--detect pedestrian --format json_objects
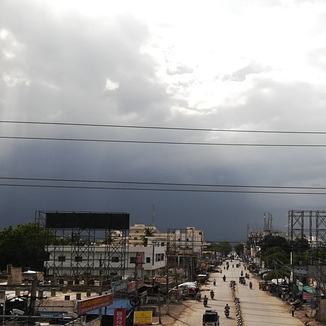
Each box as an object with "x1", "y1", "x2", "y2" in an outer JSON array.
[{"x1": 290, "y1": 304, "x2": 295, "y2": 317}]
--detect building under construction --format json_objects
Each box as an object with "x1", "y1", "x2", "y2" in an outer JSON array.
[{"x1": 166, "y1": 227, "x2": 204, "y2": 282}]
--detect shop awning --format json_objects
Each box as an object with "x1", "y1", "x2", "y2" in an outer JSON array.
[{"x1": 303, "y1": 285, "x2": 313, "y2": 293}]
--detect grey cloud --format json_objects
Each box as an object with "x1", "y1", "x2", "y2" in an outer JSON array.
[
  {"x1": 222, "y1": 62, "x2": 271, "y2": 82},
  {"x1": 167, "y1": 64, "x2": 194, "y2": 76},
  {"x1": 1, "y1": 1, "x2": 168, "y2": 122},
  {"x1": 307, "y1": 47, "x2": 326, "y2": 70}
]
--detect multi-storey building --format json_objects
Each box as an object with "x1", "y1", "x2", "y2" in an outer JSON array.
[
  {"x1": 46, "y1": 242, "x2": 166, "y2": 279},
  {"x1": 44, "y1": 219, "x2": 204, "y2": 281}
]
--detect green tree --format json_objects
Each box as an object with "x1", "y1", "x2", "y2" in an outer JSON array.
[
  {"x1": 0, "y1": 223, "x2": 51, "y2": 271},
  {"x1": 258, "y1": 235, "x2": 291, "y2": 278},
  {"x1": 234, "y1": 243, "x2": 244, "y2": 257},
  {"x1": 289, "y1": 237, "x2": 310, "y2": 265},
  {"x1": 206, "y1": 241, "x2": 232, "y2": 257},
  {"x1": 259, "y1": 234, "x2": 290, "y2": 258},
  {"x1": 141, "y1": 227, "x2": 155, "y2": 246}
]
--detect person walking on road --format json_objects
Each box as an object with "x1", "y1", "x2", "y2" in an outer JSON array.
[
  {"x1": 203, "y1": 295, "x2": 208, "y2": 307},
  {"x1": 290, "y1": 304, "x2": 295, "y2": 317}
]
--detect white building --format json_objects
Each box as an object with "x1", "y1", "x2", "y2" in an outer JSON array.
[
  {"x1": 45, "y1": 242, "x2": 166, "y2": 279},
  {"x1": 45, "y1": 225, "x2": 204, "y2": 280},
  {"x1": 168, "y1": 227, "x2": 204, "y2": 255}
]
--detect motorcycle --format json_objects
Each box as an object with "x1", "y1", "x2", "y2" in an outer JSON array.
[
  {"x1": 210, "y1": 290, "x2": 214, "y2": 300},
  {"x1": 223, "y1": 275, "x2": 226, "y2": 282},
  {"x1": 203, "y1": 297, "x2": 208, "y2": 307},
  {"x1": 249, "y1": 282, "x2": 252, "y2": 289},
  {"x1": 224, "y1": 309, "x2": 230, "y2": 318}
]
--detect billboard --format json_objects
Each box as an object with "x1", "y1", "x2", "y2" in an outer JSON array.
[{"x1": 45, "y1": 212, "x2": 129, "y2": 230}]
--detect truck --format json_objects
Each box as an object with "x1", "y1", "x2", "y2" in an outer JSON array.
[{"x1": 203, "y1": 310, "x2": 219, "y2": 326}]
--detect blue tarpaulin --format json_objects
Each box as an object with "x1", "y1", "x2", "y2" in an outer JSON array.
[{"x1": 87, "y1": 298, "x2": 133, "y2": 315}]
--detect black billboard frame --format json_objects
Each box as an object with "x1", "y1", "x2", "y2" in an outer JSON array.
[{"x1": 44, "y1": 211, "x2": 129, "y2": 230}]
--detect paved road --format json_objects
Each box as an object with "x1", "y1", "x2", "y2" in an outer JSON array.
[
  {"x1": 170, "y1": 259, "x2": 306, "y2": 326},
  {"x1": 234, "y1": 262, "x2": 305, "y2": 325},
  {"x1": 171, "y1": 262, "x2": 237, "y2": 326}
]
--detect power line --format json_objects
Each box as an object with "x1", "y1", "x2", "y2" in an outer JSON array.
[
  {"x1": 1, "y1": 178, "x2": 326, "y2": 195},
  {"x1": 2, "y1": 176, "x2": 326, "y2": 190},
  {"x1": 1, "y1": 135, "x2": 326, "y2": 147},
  {"x1": 2, "y1": 183, "x2": 326, "y2": 194},
  {"x1": 1, "y1": 120, "x2": 326, "y2": 135}
]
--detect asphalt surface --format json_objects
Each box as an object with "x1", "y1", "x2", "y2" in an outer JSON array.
[{"x1": 170, "y1": 259, "x2": 307, "y2": 326}]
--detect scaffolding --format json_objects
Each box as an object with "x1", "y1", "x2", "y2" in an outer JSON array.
[
  {"x1": 166, "y1": 228, "x2": 203, "y2": 282},
  {"x1": 288, "y1": 210, "x2": 326, "y2": 246},
  {"x1": 36, "y1": 211, "x2": 129, "y2": 283}
]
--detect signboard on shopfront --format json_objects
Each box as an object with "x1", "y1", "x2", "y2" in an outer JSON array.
[
  {"x1": 133, "y1": 311, "x2": 152, "y2": 325},
  {"x1": 75, "y1": 293, "x2": 113, "y2": 315},
  {"x1": 114, "y1": 308, "x2": 126, "y2": 326}
]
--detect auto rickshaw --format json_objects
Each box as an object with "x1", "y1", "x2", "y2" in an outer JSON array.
[
  {"x1": 203, "y1": 310, "x2": 219, "y2": 326},
  {"x1": 197, "y1": 274, "x2": 208, "y2": 285}
]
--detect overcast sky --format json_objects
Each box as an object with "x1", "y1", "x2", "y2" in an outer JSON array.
[{"x1": 1, "y1": 0, "x2": 326, "y2": 242}]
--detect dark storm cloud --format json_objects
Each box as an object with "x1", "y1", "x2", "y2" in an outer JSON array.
[{"x1": 2, "y1": 0, "x2": 326, "y2": 241}]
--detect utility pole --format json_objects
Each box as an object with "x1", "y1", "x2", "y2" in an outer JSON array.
[
  {"x1": 28, "y1": 276, "x2": 38, "y2": 324},
  {"x1": 166, "y1": 263, "x2": 169, "y2": 315}
]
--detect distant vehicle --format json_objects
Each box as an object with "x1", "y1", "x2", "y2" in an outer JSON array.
[{"x1": 203, "y1": 310, "x2": 219, "y2": 326}]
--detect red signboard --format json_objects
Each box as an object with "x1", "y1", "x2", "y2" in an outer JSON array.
[
  {"x1": 128, "y1": 281, "x2": 136, "y2": 293},
  {"x1": 303, "y1": 292, "x2": 314, "y2": 300},
  {"x1": 76, "y1": 293, "x2": 113, "y2": 315},
  {"x1": 137, "y1": 252, "x2": 143, "y2": 269},
  {"x1": 114, "y1": 308, "x2": 126, "y2": 326}
]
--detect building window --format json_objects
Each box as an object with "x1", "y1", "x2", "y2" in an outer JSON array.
[
  {"x1": 58, "y1": 256, "x2": 66, "y2": 262},
  {"x1": 161, "y1": 242, "x2": 165, "y2": 247},
  {"x1": 75, "y1": 256, "x2": 82, "y2": 262},
  {"x1": 146, "y1": 257, "x2": 150, "y2": 263},
  {"x1": 130, "y1": 257, "x2": 137, "y2": 264},
  {"x1": 112, "y1": 257, "x2": 119, "y2": 262}
]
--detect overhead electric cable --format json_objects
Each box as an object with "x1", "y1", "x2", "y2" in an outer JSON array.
[
  {"x1": 1, "y1": 135, "x2": 326, "y2": 147},
  {"x1": 1, "y1": 120, "x2": 326, "y2": 135},
  {"x1": 1, "y1": 182, "x2": 326, "y2": 195},
  {"x1": 1, "y1": 176, "x2": 326, "y2": 191}
]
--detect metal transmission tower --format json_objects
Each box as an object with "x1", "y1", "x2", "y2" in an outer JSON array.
[{"x1": 36, "y1": 211, "x2": 129, "y2": 284}]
